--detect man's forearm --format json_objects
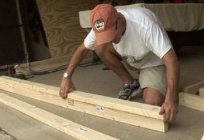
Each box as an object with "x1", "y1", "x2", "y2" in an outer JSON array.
[
  {"x1": 162, "y1": 49, "x2": 180, "y2": 102},
  {"x1": 65, "y1": 43, "x2": 88, "y2": 78},
  {"x1": 165, "y1": 60, "x2": 180, "y2": 102},
  {"x1": 95, "y1": 43, "x2": 134, "y2": 84}
]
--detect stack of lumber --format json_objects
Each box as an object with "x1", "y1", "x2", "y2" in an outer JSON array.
[{"x1": 0, "y1": 76, "x2": 168, "y2": 139}]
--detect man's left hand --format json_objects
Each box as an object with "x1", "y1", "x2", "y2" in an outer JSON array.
[{"x1": 159, "y1": 100, "x2": 178, "y2": 122}]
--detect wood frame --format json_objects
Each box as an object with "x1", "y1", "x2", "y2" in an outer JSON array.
[
  {"x1": 199, "y1": 88, "x2": 204, "y2": 98},
  {"x1": 179, "y1": 92, "x2": 204, "y2": 112},
  {"x1": 179, "y1": 80, "x2": 204, "y2": 112},
  {"x1": 0, "y1": 76, "x2": 168, "y2": 132},
  {"x1": 0, "y1": 92, "x2": 118, "y2": 140},
  {"x1": 0, "y1": 128, "x2": 17, "y2": 140},
  {"x1": 15, "y1": 55, "x2": 92, "y2": 75},
  {"x1": 183, "y1": 81, "x2": 204, "y2": 94}
]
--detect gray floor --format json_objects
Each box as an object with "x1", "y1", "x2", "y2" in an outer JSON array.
[{"x1": 0, "y1": 51, "x2": 204, "y2": 140}]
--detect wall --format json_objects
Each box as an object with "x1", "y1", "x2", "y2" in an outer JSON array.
[{"x1": 36, "y1": 0, "x2": 97, "y2": 61}]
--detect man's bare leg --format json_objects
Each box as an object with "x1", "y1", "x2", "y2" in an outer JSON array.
[{"x1": 143, "y1": 88, "x2": 165, "y2": 106}]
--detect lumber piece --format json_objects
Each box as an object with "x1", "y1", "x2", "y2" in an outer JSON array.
[
  {"x1": 0, "y1": 92, "x2": 118, "y2": 140},
  {"x1": 183, "y1": 81, "x2": 204, "y2": 94},
  {"x1": 179, "y1": 92, "x2": 204, "y2": 112},
  {"x1": 0, "y1": 128, "x2": 17, "y2": 140},
  {"x1": 199, "y1": 87, "x2": 204, "y2": 98},
  {"x1": 15, "y1": 55, "x2": 92, "y2": 75},
  {"x1": 0, "y1": 76, "x2": 167, "y2": 132}
]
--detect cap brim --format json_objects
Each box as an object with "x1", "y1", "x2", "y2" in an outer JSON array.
[{"x1": 95, "y1": 25, "x2": 116, "y2": 45}]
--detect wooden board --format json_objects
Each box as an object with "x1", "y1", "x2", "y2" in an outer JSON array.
[
  {"x1": 0, "y1": 92, "x2": 118, "y2": 140},
  {"x1": 201, "y1": 134, "x2": 204, "y2": 140},
  {"x1": 199, "y1": 87, "x2": 204, "y2": 98},
  {"x1": 179, "y1": 92, "x2": 204, "y2": 112},
  {"x1": 183, "y1": 81, "x2": 204, "y2": 94},
  {"x1": 0, "y1": 128, "x2": 17, "y2": 140},
  {"x1": 0, "y1": 76, "x2": 168, "y2": 132},
  {"x1": 15, "y1": 55, "x2": 92, "y2": 75},
  {"x1": 15, "y1": 55, "x2": 68, "y2": 75}
]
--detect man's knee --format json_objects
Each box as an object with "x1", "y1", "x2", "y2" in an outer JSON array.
[{"x1": 143, "y1": 88, "x2": 164, "y2": 106}]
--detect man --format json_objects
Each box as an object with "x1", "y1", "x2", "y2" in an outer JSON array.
[{"x1": 59, "y1": 4, "x2": 179, "y2": 122}]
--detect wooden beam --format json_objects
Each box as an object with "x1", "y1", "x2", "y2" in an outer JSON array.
[
  {"x1": 199, "y1": 87, "x2": 204, "y2": 98},
  {"x1": 0, "y1": 128, "x2": 17, "y2": 140},
  {"x1": 179, "y1": 92, "x2": 204, "y2": 112},
  {"x1": 15, "y1": 56, "x2": 68, "y2": 75},
  {"x1": 0, "y1": 92, "x2": 118, "y2": 140},
  {"x1": 15, "y1": 55, "x2": 92, "y2": 75},
  {"x1": 0, "y1": 76, "x2": 168, "y2": 132},
  {"x1": 184, "y1": 81, "x2": 204, "y2": 94}
]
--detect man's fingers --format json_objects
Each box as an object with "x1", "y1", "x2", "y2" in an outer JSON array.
[
  {"x1": 59, "y1": 87, "x2": 68, "y2": 99},
  {"x1": 160, "y1": 102, "x2": 178, "y2": 122},
  {"x1": 165, "y1": 109, "x2": 170, "y2": 122},
  {"x1": 59, "y1": 89, "x2": 64, "y2": 97},
  {"x1": 170, "y1": 109, "x2": 177, "y2": 122},
  {"x1": 165, "y1": 108, "x2": 177, "y2": 122},
  {"x1": 159, "y1": 106, "x2": 165, "y2": 115},
  {"x1": 169, "y1": 110, "x2": 174, "y2": 122}
]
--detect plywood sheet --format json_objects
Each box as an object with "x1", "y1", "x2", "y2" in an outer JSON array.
[{"x1": 36, "y1": 0, "x2": 96, "y2": 58}]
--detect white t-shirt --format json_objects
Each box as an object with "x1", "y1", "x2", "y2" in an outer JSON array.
[{"x1": 84, "y1": 7, "x2": 173, "y2": 69}]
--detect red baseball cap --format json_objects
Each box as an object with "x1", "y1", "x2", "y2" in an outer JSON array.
[{"x1": 90, "y1": 4, "x2": 118, "y2": 45}]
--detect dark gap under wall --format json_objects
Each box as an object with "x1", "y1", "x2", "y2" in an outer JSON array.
[
  {"x1": 0, "y1": 0, "x2": 25, "y2": 66},
  {"x1": 0, "y1": 0, "x2": 50, "y2": 68},
  {"x1": 19, "y1": 0, "x2": 50, "y2": 62}
]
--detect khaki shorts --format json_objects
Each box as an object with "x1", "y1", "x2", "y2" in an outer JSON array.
[{"x1": 139, "y1": 65, "x2": 167, "y2": 95}]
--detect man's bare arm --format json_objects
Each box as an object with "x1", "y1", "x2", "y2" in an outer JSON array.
[
  {"x1": 94, "y1": 42, "x2": 134, "y2": 84},
  {"x1": 59, "y1": 43, "x2": 88, "y2": 98},
  {"x1": 160, "y1": 48, "x2": 180, "y2": 122}
]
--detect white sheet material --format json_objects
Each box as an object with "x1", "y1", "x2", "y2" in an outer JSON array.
[{"x1": 79, "y1": 3, "x2": 204, "y2": 31}]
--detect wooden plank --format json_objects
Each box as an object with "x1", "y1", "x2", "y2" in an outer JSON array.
[
  {"x1": 0, "y1": 128, "x2": 17, "y2": 140},
  {"x1": 179, "y1": 92, "x2": 204, "y2": 112},
  {"x1": 199, "y1": 87, "x2": 204, "y2": 98},
  {"x1": 0, "y1": 76, "x2": 168, "y2": 132},
  {"x1": 0, "y1": 92, "x2": 118, "y2": 140},
  {"x1": 15, "y1": 55, "x2": 92, "y2": 75},
  {"x1": 183, "y1": 81, "x2": 204, "y2": 94}
]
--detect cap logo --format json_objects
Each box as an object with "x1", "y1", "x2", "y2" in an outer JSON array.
[{"x1": 95, "y1": 19, "x2": 105, "y2": 31}]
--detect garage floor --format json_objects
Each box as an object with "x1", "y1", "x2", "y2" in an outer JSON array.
[{"x1": 0, "y1": 49, "x2": 204, "y2": 140}]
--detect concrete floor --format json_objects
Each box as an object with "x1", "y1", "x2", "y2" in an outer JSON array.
[{"x1": 0, "y1": 50, "x2": 204, "y2": 140}]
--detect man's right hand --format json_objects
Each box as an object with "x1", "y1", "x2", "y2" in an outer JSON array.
[{"x1": 59, "y1": 78, "x2": 76, "y2": 99}]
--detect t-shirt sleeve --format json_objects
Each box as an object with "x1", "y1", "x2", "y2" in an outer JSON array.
[
  {"x1": 84, "y1": 29, "x2": 96, "y2": 50},
  {"x1": 145, "y1": 23, "x2": 173, "y2": 58}
]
